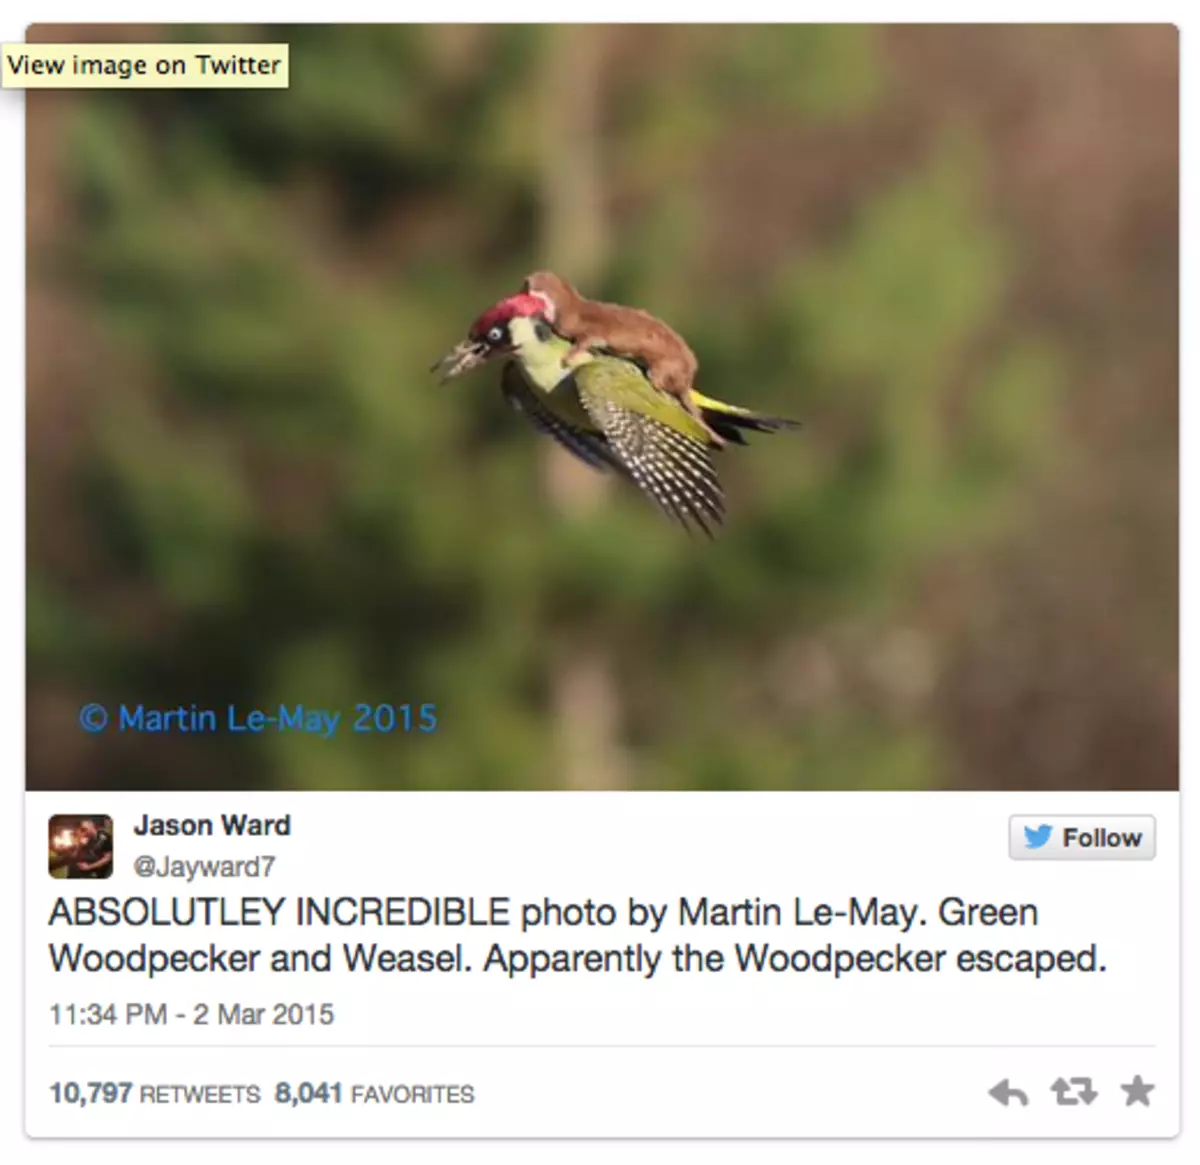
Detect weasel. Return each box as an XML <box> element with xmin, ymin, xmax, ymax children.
<box><xmin>522</xmin><ymin>271</ymin><xmax>724</xmax><ymax>446</ymax></box>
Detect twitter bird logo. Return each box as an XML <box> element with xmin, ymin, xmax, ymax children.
<box><xmin>1025</xmin><ymin>824</ymin><xmax>1052</xmax><ymax>849</ymax></box>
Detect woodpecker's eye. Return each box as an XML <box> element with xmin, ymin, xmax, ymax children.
<box><xmin>486</xmin><ymin>325</ymin><xmax>506</xmax><ymax>345</ymax></box>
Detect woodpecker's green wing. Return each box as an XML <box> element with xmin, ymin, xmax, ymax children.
<box><xmin>571</xmin><ymin>358</ymin><xmax>726</xmax><ymax>536</ymax></box>
<box><xmin>499</xmin><ymin>361</ymin><xmax>627</xmax><ymax>476</ymax></box>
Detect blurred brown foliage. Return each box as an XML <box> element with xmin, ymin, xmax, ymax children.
<box><xmin>888</xmin><ymin>27</ymin><xmax>1177</xmax><ymax>789</ymax></box>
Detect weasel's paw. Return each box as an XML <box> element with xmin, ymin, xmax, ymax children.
<box><xmin>562</xmin><ymin>342</ymin><xmax>590</xmax><ymax>368</ymax></box>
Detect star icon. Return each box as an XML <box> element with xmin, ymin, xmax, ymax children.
<box><xmin>1120</xmin><ymin>1075</ymin><xmax>1155</xmax><ymax>1106</ymax></box>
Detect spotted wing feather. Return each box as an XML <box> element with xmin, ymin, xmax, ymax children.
<box><xmin>574</xmin><ymin>374</ymin><xmax>726</xmax><ymax>536</ymax></box>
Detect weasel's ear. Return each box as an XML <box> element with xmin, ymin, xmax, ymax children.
<box><xmin>529</xmin><ymin>290</ymin><xmax>556</xmax><ymax>321</ymax></box>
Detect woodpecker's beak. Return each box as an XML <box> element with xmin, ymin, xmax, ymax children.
<box><xmin>431</xmin><ymin>338</ymin><xmax>489</xmax><ymax>383</ymax></box>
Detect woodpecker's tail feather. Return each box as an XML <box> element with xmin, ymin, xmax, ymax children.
<box><xmin>691</xmin><ymin>393</ymin><xmax>802</xmax><ymax>447</ymax></box>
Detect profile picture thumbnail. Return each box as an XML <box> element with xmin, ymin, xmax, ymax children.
<box><xmin>48</xmin><ymin>815</ymin><xmax>113</xmax><ymax>879</ymax></box>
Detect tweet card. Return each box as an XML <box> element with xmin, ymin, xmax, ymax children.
<box><xmin>18</xmin><ymin>18</ymin><xmax>1180</xmax><ymax>1144</ymax></box>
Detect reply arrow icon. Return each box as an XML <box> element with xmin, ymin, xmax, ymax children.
<box><xmin>989</xmin><ymin>1079</ymin><xmax>1029</xmax><ymax>1107</ymax></box>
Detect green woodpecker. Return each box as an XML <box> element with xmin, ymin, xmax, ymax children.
<box><xmin>433</xmin><ymin>293</ymin><xmax>800</xmax><ymax>535</ymax></box>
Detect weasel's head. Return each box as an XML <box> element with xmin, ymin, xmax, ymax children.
<box><xmin>521</xmin><ymin>270</ymin><xmax>579</xmax><ymax>323</ymax></box>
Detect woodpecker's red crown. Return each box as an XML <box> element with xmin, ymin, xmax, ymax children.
<box><xmin>468</xmin><ymin>293</ymin><xmax>546</xmax><ymax>341</ymax></box>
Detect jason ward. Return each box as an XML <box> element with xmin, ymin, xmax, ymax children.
<box><xmin>133</xmin><ymin>814</ymin><xmax>291</xmax><ymax>837</ymax></box>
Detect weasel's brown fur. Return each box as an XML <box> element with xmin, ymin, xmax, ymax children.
<box><xmin>522</xmin><ymin>271</ymin><xmax>723</xmax><ymax>445</ymax></box>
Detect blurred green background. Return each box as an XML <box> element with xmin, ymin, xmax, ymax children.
<box><xmin>26</xmin><ymin>24</ymin><xmax>1178</xmax><ymax>791</ymax></box>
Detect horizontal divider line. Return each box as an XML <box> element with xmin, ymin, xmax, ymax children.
<box><xmin>47</xmin><ymin>1042</ymin><xmax>1158</xmax><ymax>1050</ymax></box>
